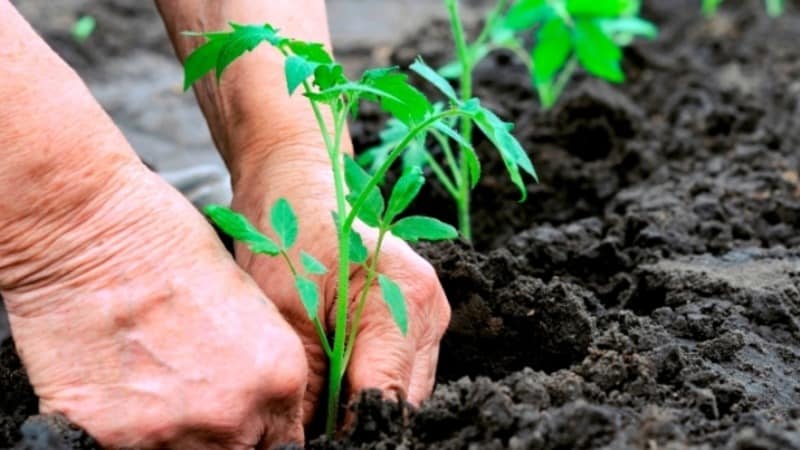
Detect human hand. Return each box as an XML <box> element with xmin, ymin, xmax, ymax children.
<box><xmin>231</xmin><ymin>148</ymin><xmax>452</xmax><ymax>425</ymax></box>
<box><xmin>3</xmin><ymin>163</ymin><xmax>308</xmax><ymax>449</ymax></box>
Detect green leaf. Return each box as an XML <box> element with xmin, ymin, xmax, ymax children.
<box><xmin>203</xmin><ymin>205</ymin><xmax>280</xmax><ymax>255</ymax></box>
<box><xmin>566</xmin><ymin>0</ymin><xmax>634</xmax><ymax>17</ymax></box>
<box><xmin>378</xmin><ymin>275</ymin><xmax>409</xmax><ymax>335</ymax></box>
<box><xmin>505</xmin><ymin>0</ymin><xmax>552</xmax><ymax>30</ymax></box>
<box><xmin>270</xmin><ymin>198</ymin><xmax>298</xmax><ymax>250</ymax></box>
<box><xmin>183</xmin><ymin>37</ymin><xmax>227</xmax><ymax>90</ymax></box>
<box><xmin>766</xmin><ymin>0</ymin><xmax>783</xmax><ymax>17</ymax></box>
<box><xmin>295</xmin><ymin>276</ymin><xmax>320</xmax><ymax>321</ymax></box>
<box><xmin>573</xmin><ymin>19</ymin><xmax>624</xmax><ymax>82</ymax></box>
<box><xmin>285</xmin><ymin>55</ymin><xmax>317</xmax><ymax>95</ymax></box>
<box><xmin>598</xmin><ymin>17</ymin><xmax>658</xmax><ymax>40</ymax></box>
<box><xmin>217</xmin><ymin>23</ymin><xmax>281</xmax><ymax>79</ymax></box>
<box><xmin>344</xmin><ymin>155</ymin><xmax>385</xmax><ymax>228</ymax></box>
<box><xmin>702</xmin><ymin>0</ymin><xmax>723</xmax><ymax>15</ymax></box>
<box><xmin>410</xmin><ymin>58</ymin><xmax>458</xmax><ymax>102</ymax></box>
<box><xmin>470</xmin><ymin>107</ymin><xmax>537</xmax><ymax>199</ymax></box>
<box><xmin>308</xmin><ymin>82</ymin><xmax>403</xmax><ymax>105</ymax></box>
<box><xmin>533</xmin><ymin>18</ymin><xmax>573</xmax><ymax>85</ymax></box>
<box><xmin>312</xmin><ymin>63</ymin><xmax>347</xmax><ymax>91</ymax></box>
<box><xmin>350</xmin><ymin>231</ymin><xmax>369</xmax><ymax>264</ymax></box>
<box><xmin>286</xmin><ymin>40</ymin><xmax>334</xmax><ymax>63</ymax></box>
<box><xmin>182</xmin><ymin>23</ymin><xmax>280</xmax><ymax>90</ymax></box>
<box><xmin>361</xmin><ymin>69</ymin><xmax>433</xmax><ymax>125</ymax></box>
<box><xmin>438</xmin><ymin>61</ymin><xmax>463</xmax><ymax>79</ymax></box>
<box><xmin>391</xmin><ymin>216</ymin><xmax>458</xmax><ymax>242</ymax></box>
<box><xmin>386</xmin><ymin>166</ymin><xmax>425</xmax><ymax>224</ymax></box>
<box><xmin>301</xmin><ymin>251</ymin><xmax>328</xmax><ymax>275</ymax></box>
<box><xmin>71</xmin><ymin>16</ymin><xmax>96</xmax><ymax>42</ymax></box>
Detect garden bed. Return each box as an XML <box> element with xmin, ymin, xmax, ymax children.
<box><xmin>2</xmin><ymin>0</ymin><xmax>800</xmax><ymax>448</ymax></box>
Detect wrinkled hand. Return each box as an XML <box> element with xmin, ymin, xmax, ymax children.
<box><xmin>231</xmin><ymin>151</ymin><xmax>452</xmax><ymax>425</ymax></box>
<box><xmin>4</xmin><ymin>164</ymin><xmax>307</xmax><ymax>449</ymax></box>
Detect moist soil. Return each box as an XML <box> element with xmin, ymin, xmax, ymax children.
<box><xmin>3</xmin><ymin>0</ymin><xmax>800</xmax><ymax>448</ymax></box>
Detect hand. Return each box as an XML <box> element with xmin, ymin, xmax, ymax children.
<box><xmin>4</xmin><ymin>163</ymin><xmax>307</xmax><ymax>449</ymax></box>
<box><xmin>231</xmin><ymin>149</ymin><xmax>452</xmax><ymax>425</ymax></box>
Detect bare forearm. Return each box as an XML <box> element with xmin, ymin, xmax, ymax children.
<box><xmin>0</xmin><ymin>3</ymin><xmax>144</xmax><ymax>292</ymax></box>
<box><xmin>155</xmin><ymin>0</ymin><xmax>351</xmax><ymax>186</ymax></box>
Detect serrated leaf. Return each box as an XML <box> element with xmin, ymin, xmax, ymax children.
<box><xmin>344</xmin><ymin>155</ymin><xmax>384</xmax><ymax>227</ymax></box>
<box><xmin>295</xmin><ymin>276</ymin><xmax>320</xmax><ymax>321</ymax></box>
<box><xmin>301</xmin><ymin>251</ymin><xmax>328</xmax><ymax>275</ymax></box>
<box><xmin>286</xmin><ymin>40</ymin><xmax>334</xmax><ymax>63</ymax></box>
<box><xmin>361</xmin><ymin>69</ymin><xmax>433</xmax><ymax>125</ymax></box>
<box><xmin>307</xmin><ymin>63</ymin><xmax>346</xmax><ymax>92</ymax></box>
<box><xmin>386</xmin><ymin>166</ymin><xmax>425</xmax><ymax>224</ymax></box>
<box><xmin>285</xmin><ymin>55</ymin><xmax>317</xmax><ymax>94</ymax></box>
<box><xmin>533</xmin><ymin>18</ymin><xmax>573</xmax><ymax>85</ymax></box>
<box><xmin>566</xmin><ymin>0</ymin><xmax>634</xmax><ymax>17</ymax></box>
<box><xmin>574</xmin><ymin>19</ymin><xmax>624</xmax><ymax>83</ymax></box>
<box><xmin>391</xmin><ymin>216</ymin><xmax>458</xmax><ymax>242</ymax></box>
<box><xmin>378</xmin><ymin>275</ymin><xmax>409</xmax><ymax>335</ymax></box>
<box><xmin>410</xmin><ymin>58</ymin><xmax>458</xmax><ymax>102</ymax></box>
<box><xmin>216</xmin><ymin>23</ymin><xmax>281</xmax><ymax>79</ymax></box>
<box><xmin>505</xmin><ymin>0</ymin><xmax>551</xmax><ymax>30</ymax></box>
<box><xmin>471</xmin><ymin>108</ymin><xmax>537</xmax><ymax>200</ymax></box>
<box><xmin>203</xmin><ymin>205</ymin><xmax>280</xmax><ymax>255</ymax></box>
<box><xmin>350</xmin><ymin>231</ymin><xmax>368</xmax><ymax>264</ymax></box>
<box><xmin>270</xmin><ymin>198</ymin><xmax>298</xmax><ymax>250</ymax></box>
<box><xmin>184</xmin><ymin>37</ymin><xmax>227</xmax><ymax>90</ymax></box>
<box><xmin>182</xmin><ymin>23</ymin><xmax>280</xmax><ymax>89</ymax></box>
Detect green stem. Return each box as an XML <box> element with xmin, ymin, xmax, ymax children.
<box><xmin>432</xmin><ymin>130</ymin><xmax>462</xmax><ymax>185</ymax></box>
<box><xmin>325</xmin><ymin>101</ymin><xmax>352</xmax><ymax>436</ymax></box>
<box><xmin>425</xmin><ymin>151</ymin><xmax>460</xmax><ymax>199</ymax></box>
<box><xmin>446</xmin><ymin>0</ymin><xmax>475</xmax><ymax>241</ymax></box>
<box><xmin>344</xmin><ymin>110</ymin><xmax>463</xmax><ymax>232</ymax></box>
<box><xmin>342</xmin><ymin>229</ymin><xmax>387</xmax><ymax>368</ymax></box>
<box><xmin>472</xmin><ymin>0</ymin><xmax>510</xmax><ymax>49</ymax></box>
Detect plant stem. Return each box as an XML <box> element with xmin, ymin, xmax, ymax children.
<box><xmin>344</xmin><ymin>110</ymin><xmax>463</xmax><ymax>232</ymax></box>
<box><xmin>446</xmin><ymin>0</ymin><xmax>474</xmax><ymax>241</ymax></box>
<box><xmin>424</xmin><ymin>152</ymin><xmax>460</xmax><ymax>199</ymax></box>
<box><xmin>472</xmin><ymin>0</ymin><xmax>509</xmax><ymax>49</ymax></box>
<box><xmin>325</xmin><ymin>102</ymin><xmax>352</xmax><ymax>436</ymax></box>
<box><xmin>432</xmin><ymin>130</ymin><xmax>463</xmax><ymax>185</ymax></box>
<box><xmin>342</xmin><ymin>229</ymin><xmax>387</xmax><ymax>368</ymax></box>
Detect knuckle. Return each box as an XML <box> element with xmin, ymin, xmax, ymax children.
<box><xmin>255</xmin><ymin>332</ymin><xmax>308</xmax><ymax>404</ymax></box>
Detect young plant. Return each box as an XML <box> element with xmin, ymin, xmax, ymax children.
<box><xmin>703</xmin><ymin>0</ymin><xmax>783</xmax><ymax>17</ymax></box>
<box><xmin>442</xmin><ymin>0</ymin><xmax>658</xmax><ymax>108</ymax></box>
<box><xmin>182</xmin><ymin>22</ymin><xmax>534</xmax><ymax>435</ymax></box>
<box><xmin>363</xmin><ymin>0</ymin><xmax>652</xmax><ymax>239</ymax></box>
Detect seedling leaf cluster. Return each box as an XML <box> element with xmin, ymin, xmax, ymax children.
<box><xmin>182</xmin><ymin>22</ymin><xmax>534</xmax><ymax>435</ymax></box>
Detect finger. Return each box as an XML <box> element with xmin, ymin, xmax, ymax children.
<box><xmin>345</xmin><ymin>283</ymin><xmax>416</xmax><ymax>405</ymax></box>
<box><xmin>240</xmin><ymin>251</ymin><xmax>329</xmax><ymax>426</ymax></box>
<box><xmin>407</xmin><ymin>286</ymin><xmax>450</xmax><ymax>406</ymax></box>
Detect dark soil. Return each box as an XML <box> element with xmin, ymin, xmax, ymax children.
<box><xmin>3</xmin><ymin>0</ymin><xmax>800</xmax><ymax>448</ymax></box>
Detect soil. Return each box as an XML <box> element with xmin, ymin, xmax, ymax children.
<box><xmin>3</xmin><ymin>0</ymin><xmax>800</xmax><ymax>449</ymax></box>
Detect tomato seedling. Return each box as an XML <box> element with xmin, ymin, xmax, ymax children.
<box><xmin>364</xmin><ymin>0</ymin><xmax>652</xmax><ymax>239</ymax></box>
<box><xmin>440</xmin><ymin>0</ymin><xmax>658</xmax><ymax>108</ymax></box>
<box><xmin>182</xmin><ymin>22</ymin><xmax>534</xmax><ymax>434</ymax></box>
